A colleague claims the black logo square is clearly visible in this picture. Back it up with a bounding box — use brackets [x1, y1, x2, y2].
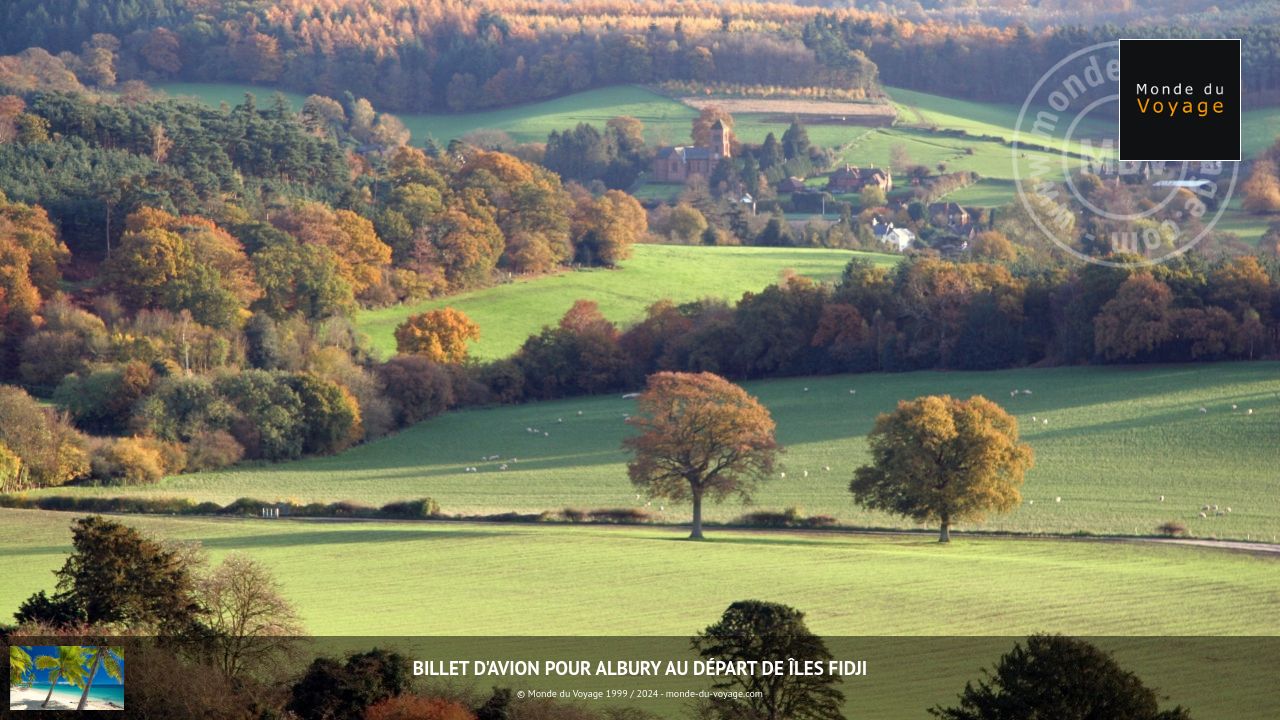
[1119, 39, 1240, 161]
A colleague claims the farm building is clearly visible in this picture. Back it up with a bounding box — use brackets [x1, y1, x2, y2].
[826, 165, 892, 193]
[651, 119, 731, 183]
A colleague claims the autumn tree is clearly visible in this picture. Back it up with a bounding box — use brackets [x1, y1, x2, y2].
[623, 372, 780, 540]
[851, 395, 1032, 542]
[693, 601, 845, 720]
[1093, 273, 1174, 361]
[394, 308, 480, 364]
[270, 202, 392, 301]
[930, 635, 1192, 720]
[1240, 159, 1280, 214]
[573, 189, 645, 266]
[365, 696, 477, 720]
[969, 230, 1016, 262]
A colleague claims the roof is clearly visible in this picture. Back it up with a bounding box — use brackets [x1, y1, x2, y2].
[655, 145, 719, 161]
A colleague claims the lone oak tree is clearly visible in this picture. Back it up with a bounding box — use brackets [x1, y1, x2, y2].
[851, 395, 1032, 542]
[623, 372, 780, 540]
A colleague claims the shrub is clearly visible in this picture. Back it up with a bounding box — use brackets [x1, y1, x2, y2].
[185, 430, 245, 472]
[587, 508, 654, 523]
[365, 695, 476, 720]
[735, 507, 836, 529]
[560, 507, 588, 522]
[1157, 521, 1189, 537]
[0, 384, 89, 488]
[379, 498, 440, 518]
[89, 437, 166, 486]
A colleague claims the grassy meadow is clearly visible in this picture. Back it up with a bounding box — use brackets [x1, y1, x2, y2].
[24, 363, 1280, 542]
[355, 244, 888, 359]
[3, 509, 1277, 637]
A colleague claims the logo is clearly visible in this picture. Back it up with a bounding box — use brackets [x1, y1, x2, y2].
[1012, 41, 1239, 268]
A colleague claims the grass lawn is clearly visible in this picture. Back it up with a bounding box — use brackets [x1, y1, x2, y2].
[3, 509, 1277, 638]
[28, 363, 1280, 542]
[355, 244, 887, 359]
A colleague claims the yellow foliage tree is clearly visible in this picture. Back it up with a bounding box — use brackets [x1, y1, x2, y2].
[394, 307, 480, 364]
[852, 395, 1033, 542]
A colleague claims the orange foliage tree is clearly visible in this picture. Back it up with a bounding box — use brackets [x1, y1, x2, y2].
[394, 307, 480, 364]
[623, 371, 780, 539]
[852, 395, 1033, 542]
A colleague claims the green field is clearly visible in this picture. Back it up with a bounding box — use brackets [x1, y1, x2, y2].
[3, 509, 1277, 637]
[356, 245, 887, 359]
[26, 363, 1279, 541]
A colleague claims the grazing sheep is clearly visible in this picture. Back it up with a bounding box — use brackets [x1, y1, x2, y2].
[1247, 408, 1254, 415]
[499, 464, 508, 471]
[803, 387, 809, 392]
[1010, 391, 1018, 398]
[1216, 510, 1225, 516]
[1199, 511, 1207, 518]
[577, 410, 583, 416]
[1159, 495, 1165, 502]
[1028, 500, 1034, 505]
[1023, 389, 1033, 395]
[543, 432, 549, 437]
[779, 472, 786, 478]
[1232, 404, 1238, 410]
[1226, 507, 1232, 513]
[1042, 419, 1048, 425]
[1031, 415, 1037, 422]
[1055, 497, 1061, 503]
[1213, 504, 1219, 511]
[1199, 407, 1207, 413]
[823, 466, 831, 472]
[802, 470, 809, 478]
[849, 389, 857, 394]
[659, 505, 664, 511]
[557, 417, 563, 423]
[1202, 505, 1210, 511]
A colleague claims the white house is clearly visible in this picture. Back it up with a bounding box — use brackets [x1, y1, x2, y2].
[871, 218, 914, 252]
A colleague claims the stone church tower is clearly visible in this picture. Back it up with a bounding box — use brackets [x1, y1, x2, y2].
[710, 119, 731, 158]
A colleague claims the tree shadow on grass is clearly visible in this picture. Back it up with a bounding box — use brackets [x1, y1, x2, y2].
[197, 528, 506, 551]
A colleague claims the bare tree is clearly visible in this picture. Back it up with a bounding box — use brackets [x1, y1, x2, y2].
[198, 553, 303, 679]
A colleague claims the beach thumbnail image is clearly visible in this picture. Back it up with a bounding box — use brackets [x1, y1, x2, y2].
[8, 645, 123, 711]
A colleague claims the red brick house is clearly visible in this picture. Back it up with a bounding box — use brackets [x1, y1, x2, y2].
[651, 120, 731, 183]
[826, 164, 892, 194]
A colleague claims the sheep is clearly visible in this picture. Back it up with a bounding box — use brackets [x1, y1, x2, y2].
[803, 387, 809, 392]
[1215, 510, 1225, 516]
[1055, 496, 1061, 503]
[1042, 419, 1048, 425]
[577, 410, 583, 416]
[802, 470, 809, 478]
[1213, 504, 1219, 511]
[557, 417, 563, 423]
[779, 472, 786, 478]
[512, 457, 518, 463]
[1201, 504, 1210, 511]
[659, 505, 664, 511]
[1226, 507, 1232, 513]
[1031, 415, 1037, 422]
[1023, 389, 1033, 395]
[1199, 407, 1207, 413]
[823, 466, 832, 472]
[849, 389, 857, 394]
[1247, 408, 1254, 415]
[1028, 500, 1034, 505]
[1232, 404, 1238, 410]
[1010, 390, 1018, 398]
[1199, 511, 1208, 518]
[1159, 495, 1165, 502]
[499, 464, 508, 471]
